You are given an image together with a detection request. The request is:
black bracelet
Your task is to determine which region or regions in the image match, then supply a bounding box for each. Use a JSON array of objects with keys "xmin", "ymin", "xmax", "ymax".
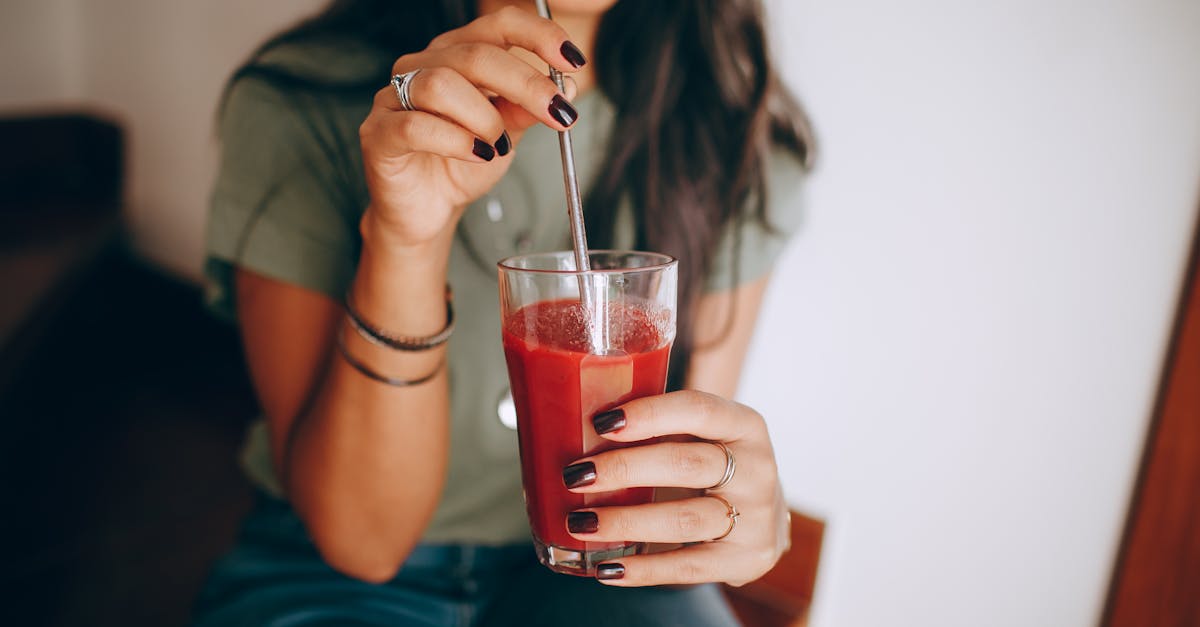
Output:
[
  {"xmin": 336, "ymin": 325, "xmax": 444, "ymax": 386},
  {"xmin": 345, "ymin": 285, "xmax": 454, "ymax": 351}
]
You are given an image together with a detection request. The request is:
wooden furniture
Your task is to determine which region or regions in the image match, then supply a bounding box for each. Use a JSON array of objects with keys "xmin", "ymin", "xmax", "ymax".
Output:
[
  {"xmin": 0, "ymin": 253, "xmax": 258, "ymax": 626},
  {"xmin": 725, "ymin": 511, "xmax": 825, "ymax": 627},
  {"xmin": 0, "ymin": 114, "xmax": 123, "ymax": 391},
  {"xmin": 1103, "ymin": 213, "xmax": 1200, "ymax": 626},
  {"xmin": 0, "ymin": 113, "xmax": 258, "ymax": 626}
]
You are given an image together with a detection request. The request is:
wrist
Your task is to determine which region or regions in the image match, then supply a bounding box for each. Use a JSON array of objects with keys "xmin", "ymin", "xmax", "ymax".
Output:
[
  {"xmin": 353, "ymin": 208, "xmax": 454, "ymax": 333},
  {"xmin": 360, "ymin": 207, "xmax": 457, "ymax": 262}
]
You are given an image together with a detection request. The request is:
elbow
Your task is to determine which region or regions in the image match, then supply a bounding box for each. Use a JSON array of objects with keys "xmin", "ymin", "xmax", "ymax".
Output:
[
  {"xmin": 280, "ymin": 447, "xmax": 446, "ymax": 584},
  {"xmin": 326, "ymin": 551, "xmax": 402, "ymax": 585},
  {"xmin": 309, "ymin": 525, "xmax": 412, "ymax": 584},
  {"xmin": 298, "ymin": 504, "xmax": 424, "ymax": 584}
]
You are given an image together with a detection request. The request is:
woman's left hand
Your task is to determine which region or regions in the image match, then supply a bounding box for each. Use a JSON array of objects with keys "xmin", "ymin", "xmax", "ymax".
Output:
[{"xmin": 563, "ymin": 390, "xmax": 790, "ymax": 587}]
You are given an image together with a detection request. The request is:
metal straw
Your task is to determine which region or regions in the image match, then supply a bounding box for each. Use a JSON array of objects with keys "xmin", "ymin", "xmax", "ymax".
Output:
[{"xmin": 534, "ymin": 0, "xmax": 604, "ymax": 353}]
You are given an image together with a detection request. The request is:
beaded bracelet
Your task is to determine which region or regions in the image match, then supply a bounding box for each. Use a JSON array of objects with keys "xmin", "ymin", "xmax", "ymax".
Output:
[
  {"xmin": 336, "ymin": 324, "xmax": 444, "ymax": 387},
  {"xmin": 345, "ymin": 285, "xmax": 454, "ymax": 351}
]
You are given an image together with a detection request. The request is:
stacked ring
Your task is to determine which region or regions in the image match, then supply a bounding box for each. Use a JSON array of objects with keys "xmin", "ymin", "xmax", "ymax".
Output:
[
  {"xmin": 391, "ymin": 69, "xmax": 422, "ymax": 112},
  {"xmin": 706, "ymin": 440, "xmax": 736, "ymax": 490},
  {"xmin": 703, "ymin": 441, "xmax": 739, "ymax": 541}
]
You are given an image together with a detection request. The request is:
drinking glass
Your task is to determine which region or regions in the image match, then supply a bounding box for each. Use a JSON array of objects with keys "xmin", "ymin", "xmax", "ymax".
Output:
[{"xmin": 498, "ymin": 250, "xmax": 677, "ymax": 576}]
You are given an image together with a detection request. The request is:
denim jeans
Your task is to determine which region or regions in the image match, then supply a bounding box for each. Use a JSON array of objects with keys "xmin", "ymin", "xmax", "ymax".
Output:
[{"xmin": 193, "ymin": 494, "xmax": 740, "ymax": 627}]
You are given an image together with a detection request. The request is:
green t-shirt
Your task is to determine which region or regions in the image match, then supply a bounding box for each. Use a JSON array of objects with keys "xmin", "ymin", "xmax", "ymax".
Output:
[{"xmin": 205, "ymin": 40, "xmax": 806, "ymax": 545}]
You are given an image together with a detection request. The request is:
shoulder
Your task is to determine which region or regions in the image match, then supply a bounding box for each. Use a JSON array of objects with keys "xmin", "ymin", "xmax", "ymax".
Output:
[
  {"xmin": 252, "ymin": 35, "xmax": 390, "ymax": 86},
  {"xmin": 767, "ymin": 145, "xmax": 807, "ymax": 192},
  {"xmin": 217, "ymin": 36, "xmax": 387, "ymax": 185},
  {"xmin": 703, "ymin": 145, "xmax": 809, "ymax": 292},
  {"xmin": 219, "ymin": 36, "xmax": 387, "ymax": 131},
  {"xmin": 763, "ymin": 145, "xmax": 808, "ymax": 234}
]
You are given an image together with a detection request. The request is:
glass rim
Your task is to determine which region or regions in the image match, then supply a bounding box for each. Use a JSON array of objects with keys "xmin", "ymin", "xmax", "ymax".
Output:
[{"xmin": 497, "ymin": 250, "xmax": 678, "ymax": 276}]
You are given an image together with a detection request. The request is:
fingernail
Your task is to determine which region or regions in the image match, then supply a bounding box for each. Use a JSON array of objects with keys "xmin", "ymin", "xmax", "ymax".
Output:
[
  {"xmin": 592, "ymin": 409, "xmax": 625, "ymax": 435},
  {"xmin": 596, "ymin": 562, "xmax": 625, "ymax": 580},
  {"xmin": 560, "ymin": 41, "xmax": 587, "ymax": 68},
  {"xmin": 472, "ymin": 138, "xmax": 495, "ymax": 161},
  {"xmin": 567, "ymin": 511, "xmax": 599, "ymax": 534},
  {"xmin": 494, "ymin": 131, "xmax": 511, "ymax": 157},
  {"xmin": 549, "ymin": 95, "xmax": 578, "ymax": 127},
  {"xmin": 563, "ymin": 461, "xmax": 597, "ymax": 489}
]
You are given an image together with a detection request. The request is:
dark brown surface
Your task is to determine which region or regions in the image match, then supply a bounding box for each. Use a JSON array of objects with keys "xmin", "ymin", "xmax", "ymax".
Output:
[
  {"xmin": 0, "ymin": 209, "xmax": 120, "ymax": 389},
  {"xmin": 0, "ymin": 253, "xmax": 257, "ymax": 627},
  {"xmin": 0, "ymin": 113, "xmax": 123, "ymax": 211},
  {"xmin": 1103, "ymin": 213, "xmax": 1200, "ymax": 627},
  {"xmin": 0, "ymin": 112, "xmax": 124, "ymax": 389},
  {"xmin": 725, "ymin": 511, "xmax": 825, "ymax": 627},
  {"xmin": 0, "ymin": 111, "xmax": 257, "ymax": 626}
]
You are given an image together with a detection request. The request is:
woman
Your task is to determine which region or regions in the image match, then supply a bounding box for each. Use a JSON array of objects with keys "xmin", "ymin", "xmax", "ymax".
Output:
[{"xmin": 196, "ymin": 0, "xmax": 813, "ymax": 625}]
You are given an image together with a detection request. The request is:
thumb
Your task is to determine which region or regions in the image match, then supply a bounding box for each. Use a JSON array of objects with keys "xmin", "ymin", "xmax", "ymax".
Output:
[{"xmin": 494, "ymin": 75, "xmax": 580, "ymax": 149}]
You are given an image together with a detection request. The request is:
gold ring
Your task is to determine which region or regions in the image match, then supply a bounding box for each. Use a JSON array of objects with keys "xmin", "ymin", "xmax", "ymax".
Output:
[{"xmin": 705, "ymin": 493, "xmax": 740, "ymax": 541}]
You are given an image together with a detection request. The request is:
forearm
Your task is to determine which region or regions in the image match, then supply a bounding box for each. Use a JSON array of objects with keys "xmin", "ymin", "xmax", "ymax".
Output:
[
  {"xmin": 284, "ymin": 212, "xmax": 455, "ymax": 582},
  {"xmin": 684, "ymin": 275, "xmax": 772, "ymax": 398}
]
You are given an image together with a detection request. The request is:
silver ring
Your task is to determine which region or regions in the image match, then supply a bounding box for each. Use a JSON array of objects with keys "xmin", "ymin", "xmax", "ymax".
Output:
[
  {"xmin": 391, "ymin": 69, "xmax": 422, "ymax": 112},
  {"xmin": 705, "ymin": 493, "xmax": 740, "ymax": 541},
  {"xmin": 706, "ymin": 440, "xmax": 736, "ymax": 491}
]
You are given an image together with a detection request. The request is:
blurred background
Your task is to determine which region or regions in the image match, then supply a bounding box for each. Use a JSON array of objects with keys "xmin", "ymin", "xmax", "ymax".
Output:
[{"xmin": 1, "ymin": 0, "xmax": 1197, "ymax": 626}]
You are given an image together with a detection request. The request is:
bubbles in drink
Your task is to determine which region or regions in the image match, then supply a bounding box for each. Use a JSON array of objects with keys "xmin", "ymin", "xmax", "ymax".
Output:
[{"xmin": 504, "ymin": 299, "xmax": 673, "ymax": 354}]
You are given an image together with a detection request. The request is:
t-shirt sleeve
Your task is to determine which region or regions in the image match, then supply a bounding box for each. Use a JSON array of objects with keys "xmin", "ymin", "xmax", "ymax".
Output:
[
  {"xmin": 704, "ymin": 149, "xmax": 807, "ymax": 293},
  {"xmin": 204, "ymin": 78, "xmax": 360, "ymax": 321}
]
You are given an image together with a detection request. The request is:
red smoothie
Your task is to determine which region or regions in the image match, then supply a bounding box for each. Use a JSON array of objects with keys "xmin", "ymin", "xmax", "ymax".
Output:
[{"xmin": 502, "ymin": 299, "xmax": 672, "ymax": 555}]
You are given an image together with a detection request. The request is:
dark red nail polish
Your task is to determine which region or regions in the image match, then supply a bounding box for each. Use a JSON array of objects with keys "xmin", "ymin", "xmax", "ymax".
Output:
[
  {"xmin": 596, "ymin": 563, "xmax": 625, "ymax": 580},
  {"xmin": 472, "ymin": 138, "xmax": 495, "ymax": 161},
  {"xmin": 592, "ymin": 409, "xmax": 625, "ymax": 435},
  {"xmin": 494, "ymin": 131, "xmax": 511, "ymax": 157},
  {"xmin": 567, "ymin": 511, "xmax": 599, "ymax": 534},
  {"xmin": 560, "ymin": 41, "xmax": 587, "ymax": 68},
  {"xmin": 563, "ymin": 461, "xmax": 597, "ymax": 488},
  {"xmin": 549, "ymin": 95, "xmax": 578, "ymax": 127}
]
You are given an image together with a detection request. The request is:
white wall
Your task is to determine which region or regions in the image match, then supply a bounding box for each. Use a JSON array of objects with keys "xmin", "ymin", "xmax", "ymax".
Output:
[
  {"xmin": 74, "ymin": 0, "xmax": 328, "ymax": 278},
  {"xmin": 751, "ymin": 1, "xmax": 1200, "ymax": 626},
  {"xmin": 0, "ymin": 0, "xmax": 82, "ymax": 109},
  {"xmin": 1, "ymin": 0, "xmax": 324, "ymax": 279},
  {"xmin": 3, "ymin": 1, "xmax": 1198, "ymax": 625}
]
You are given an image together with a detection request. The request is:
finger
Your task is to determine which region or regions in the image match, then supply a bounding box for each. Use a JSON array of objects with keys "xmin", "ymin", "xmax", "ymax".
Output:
[
  {"xmin": 361, "ymin": 103, "xmax": 496, "ymax": 163},
  {"xmin": 427, "ymin": 5, "xmax": 586, "ymax": 73},
  {"xmin": 563, "ymin": 441, "xmax": 727, "ymax": 492},
  {"xmin": 376, "ymin": 68, "xmax": 509, "ymax": 153},
  {"xmin": 401, "ymin": 44, "xmax": 577, "ymax": 131},
  {"xmin": 566, "ymin": 497, "xmax": 734, "ymax": 545},
  {"xmin": 593, "ymin": 542, "xmax": 750, "ymax": 587},
  {"xmin": 561, "ymin": 75, "xmax": 579, "ymax": 100},
  {"xmin": 488, "ymin": 74, "xmax": 579, "ymax": 143},
  {"xmin": 592, "ymin": 390, "xmax": 763, "ymax": 444}
]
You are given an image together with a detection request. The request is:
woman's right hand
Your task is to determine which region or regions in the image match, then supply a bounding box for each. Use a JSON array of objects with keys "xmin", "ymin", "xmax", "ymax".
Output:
[{"xmin": 358, "ymin": 6, "xmax": 587, "ymax": 248}]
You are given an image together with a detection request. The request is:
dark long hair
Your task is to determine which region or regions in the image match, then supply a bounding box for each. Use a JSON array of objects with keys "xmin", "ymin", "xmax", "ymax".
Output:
[{"xmin": 230, "ymin": 0, "xmax": 814, "ymax": 390}]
